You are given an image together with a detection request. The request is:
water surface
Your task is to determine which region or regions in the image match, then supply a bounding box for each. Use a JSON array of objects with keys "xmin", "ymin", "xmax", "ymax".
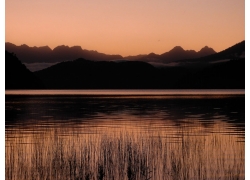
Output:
[{"xmin": 5, "ymin": 90, "xmax": 245, "ymax": 180}]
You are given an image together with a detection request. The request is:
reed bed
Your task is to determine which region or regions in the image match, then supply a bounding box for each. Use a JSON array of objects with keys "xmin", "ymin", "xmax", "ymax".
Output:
[{"xmin": 6, "ymin": 128, "xmax": 244, "ymax": 180}]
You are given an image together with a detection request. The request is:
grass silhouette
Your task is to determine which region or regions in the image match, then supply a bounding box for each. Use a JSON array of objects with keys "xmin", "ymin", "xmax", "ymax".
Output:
[{"xmin": 6, "ymin": 129, "xmax": 244, "ymax": 180}]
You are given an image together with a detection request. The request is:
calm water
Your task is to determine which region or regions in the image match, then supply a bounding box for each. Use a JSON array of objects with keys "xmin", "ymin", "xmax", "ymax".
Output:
[{"xmin": 5, "ymin": 90, "xmax": 245, "ymax": 180}]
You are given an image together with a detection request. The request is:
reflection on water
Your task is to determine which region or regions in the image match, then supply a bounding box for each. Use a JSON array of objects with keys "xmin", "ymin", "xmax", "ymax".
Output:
[{"xmin": 5, "ymin": 92, "xmax": 245, "ymax": 180}]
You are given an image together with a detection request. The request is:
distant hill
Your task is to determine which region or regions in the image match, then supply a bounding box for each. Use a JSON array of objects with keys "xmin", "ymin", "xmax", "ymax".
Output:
[
  {"xmin": 35, "ymin": 57, "xmax": 244, "ymax": 89},
  {"xmin": 5, "ymin": 42, "xmax": 123, "ymax": 63},
  {"xmin": 175, "ymin": 59, "xmax": 245, "ymax": 88},
  {"xmin": 124, "ymin": 54, "xmax": 147, "ymax": 60},
  {"xmin": 5, "ymin": 51, "xmax": 44, "ymax": 89},
  {"xmin": 35, "ymin": 59, "xmax": 157, "ymax": 89}
]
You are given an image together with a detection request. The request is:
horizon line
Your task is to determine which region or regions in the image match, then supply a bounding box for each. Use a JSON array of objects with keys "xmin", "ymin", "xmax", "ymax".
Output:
[{"xmin": 5, "ymin": 40, "xmax": 245, "ymax": 57}]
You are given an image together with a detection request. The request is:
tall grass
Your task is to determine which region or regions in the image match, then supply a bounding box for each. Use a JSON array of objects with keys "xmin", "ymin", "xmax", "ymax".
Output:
[{"xmin": 6, "ymin": 128, "xmax": 244, "ymax": 180}]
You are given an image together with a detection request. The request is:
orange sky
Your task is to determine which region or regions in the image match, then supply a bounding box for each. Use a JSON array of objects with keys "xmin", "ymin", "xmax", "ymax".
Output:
[{"xmin": 5, "ymin": 0, "xmax": 245, "ymax": 56}]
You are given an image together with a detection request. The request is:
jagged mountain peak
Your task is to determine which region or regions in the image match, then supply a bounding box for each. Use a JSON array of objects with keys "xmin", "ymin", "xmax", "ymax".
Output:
[
  {"xmin": 148, "ymin": 52, "xmax": 158, "ymax": 57},
  {"xmin": 70, "ymin": 46, "xmax": 82, "ymax": 50},
  {"xmin": 198, "ymin": 46, "xmax": 216, "ymax": 56},
  {"xmin": 39, "ymin": 45, "xmax": 52, "ymax": 50},
  {"xmin": 20, "ymin": 44, "xmax": 29, "ymax": 48},
  {"xmin": 53, "ymin": 45, "xmax": 70, "ymax": 51},
  {"xmin": 199, "ymin": 46, "xmax": 215, "ymax": 51},
  {"xmin": 169, "ymin": 46, "xmax": 185, "ymax": 52}
]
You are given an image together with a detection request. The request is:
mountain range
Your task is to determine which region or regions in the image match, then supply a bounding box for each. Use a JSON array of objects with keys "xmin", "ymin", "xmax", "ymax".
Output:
[
  {"xmin": 6, "ymin": 42, "xmax": 216, "ymax": 64},
  {"xmin": 5, "ymin": 42, "xmax": 123, "ymax": 63},
  {"xmin": 5, "ymin": 40, "xmax": 245, "ymax": 89},
  {"xmin": 134, "ymin": 45, "xmax": 216, "ymax": 64}
]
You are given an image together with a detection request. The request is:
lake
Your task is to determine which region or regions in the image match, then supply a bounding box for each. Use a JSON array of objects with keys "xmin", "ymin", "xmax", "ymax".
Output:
[{"xmin": 5, "ymin": 90, "xmax": 245, "ymax": 180}]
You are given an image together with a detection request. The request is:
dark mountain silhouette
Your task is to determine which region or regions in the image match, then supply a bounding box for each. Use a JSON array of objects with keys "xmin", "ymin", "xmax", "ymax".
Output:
[
  {"xmin": 195, "ymin": 40, "xmax": 245, "ymax": 62},
  {"xmin": 198, "ymin": 46, "xmax": 216, "ymax": 57},
  {"xmin": 5, "ymin": 43, "xmax": 52, "ymax": 63},
  {"xmin": 6, "ymin": 41, "xmax": 244, "ymax": 69},
  {"xmin": 122, "ymin": 46, "xmax": 216, "ymax": 63},
  {"xmin": 35, "ymin": 59, "xmax": 157, "ymax": 89},
  {"xmin": 161, "ymin": 46, "xmax": 196, "ymax": 61},
  {"xmin": 137, "ymin": 45, "xmax": 216, "ymax": 64},
  {"xmin": 5, "ymin": 42, "xmax": 123, "ymax": 63},
  {"xmin": 6, "ymin": 42, "xmax": 216, "ymax": 65},
  {"xmin": 6, "ymin": 40, "xmax": 245, "ymax": 89},
  {"xmin": 175, "ymin": 59, "xmax": 245, "ymax": 88},
  {"xmin": 124, "ymin": 54, "xmax": 147, "ymax": 60},
  {"xmin": 171, "ymin": 40, "xmax": 245, "ymax": 67},
  {"xmin": 34, "ymin": 56, "xmax": 244, "ymax": 89},
  {"xmin": 5, "ymin": 51, "xmax": 44, "ymax": 89}
]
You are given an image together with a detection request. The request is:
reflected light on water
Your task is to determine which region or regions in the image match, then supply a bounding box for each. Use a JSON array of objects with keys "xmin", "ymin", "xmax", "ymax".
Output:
[
  {"xmin": 5, "ymin": 92, "xmax": 245, "ymax": 179},
  {"xmin": 5, "ymin": 89, "xmax": 245, "ymax": 95}
]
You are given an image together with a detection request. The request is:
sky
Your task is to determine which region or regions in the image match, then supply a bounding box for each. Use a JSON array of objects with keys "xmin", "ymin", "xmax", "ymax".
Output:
[{"xmin": 5, "ymin": 0, "xmax": 245, "ymax": 56}]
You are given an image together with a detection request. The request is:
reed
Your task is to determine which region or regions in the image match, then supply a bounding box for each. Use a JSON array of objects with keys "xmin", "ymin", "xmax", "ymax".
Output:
[{"xmin": 5, "ymin": 129, "xmax": 244, "ymax": 180}]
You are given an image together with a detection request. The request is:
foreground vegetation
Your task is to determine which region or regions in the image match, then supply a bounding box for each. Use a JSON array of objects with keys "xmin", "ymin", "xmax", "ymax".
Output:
[{"xmin": 6, "ymin": 129, "xmax": 244, "ymax": 180}]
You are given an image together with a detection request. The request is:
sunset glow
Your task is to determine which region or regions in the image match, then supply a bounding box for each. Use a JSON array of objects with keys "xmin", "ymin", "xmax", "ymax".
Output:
[{"xmin": 6, "ymin": 0, "xmax": 244, "ymax": 56}]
